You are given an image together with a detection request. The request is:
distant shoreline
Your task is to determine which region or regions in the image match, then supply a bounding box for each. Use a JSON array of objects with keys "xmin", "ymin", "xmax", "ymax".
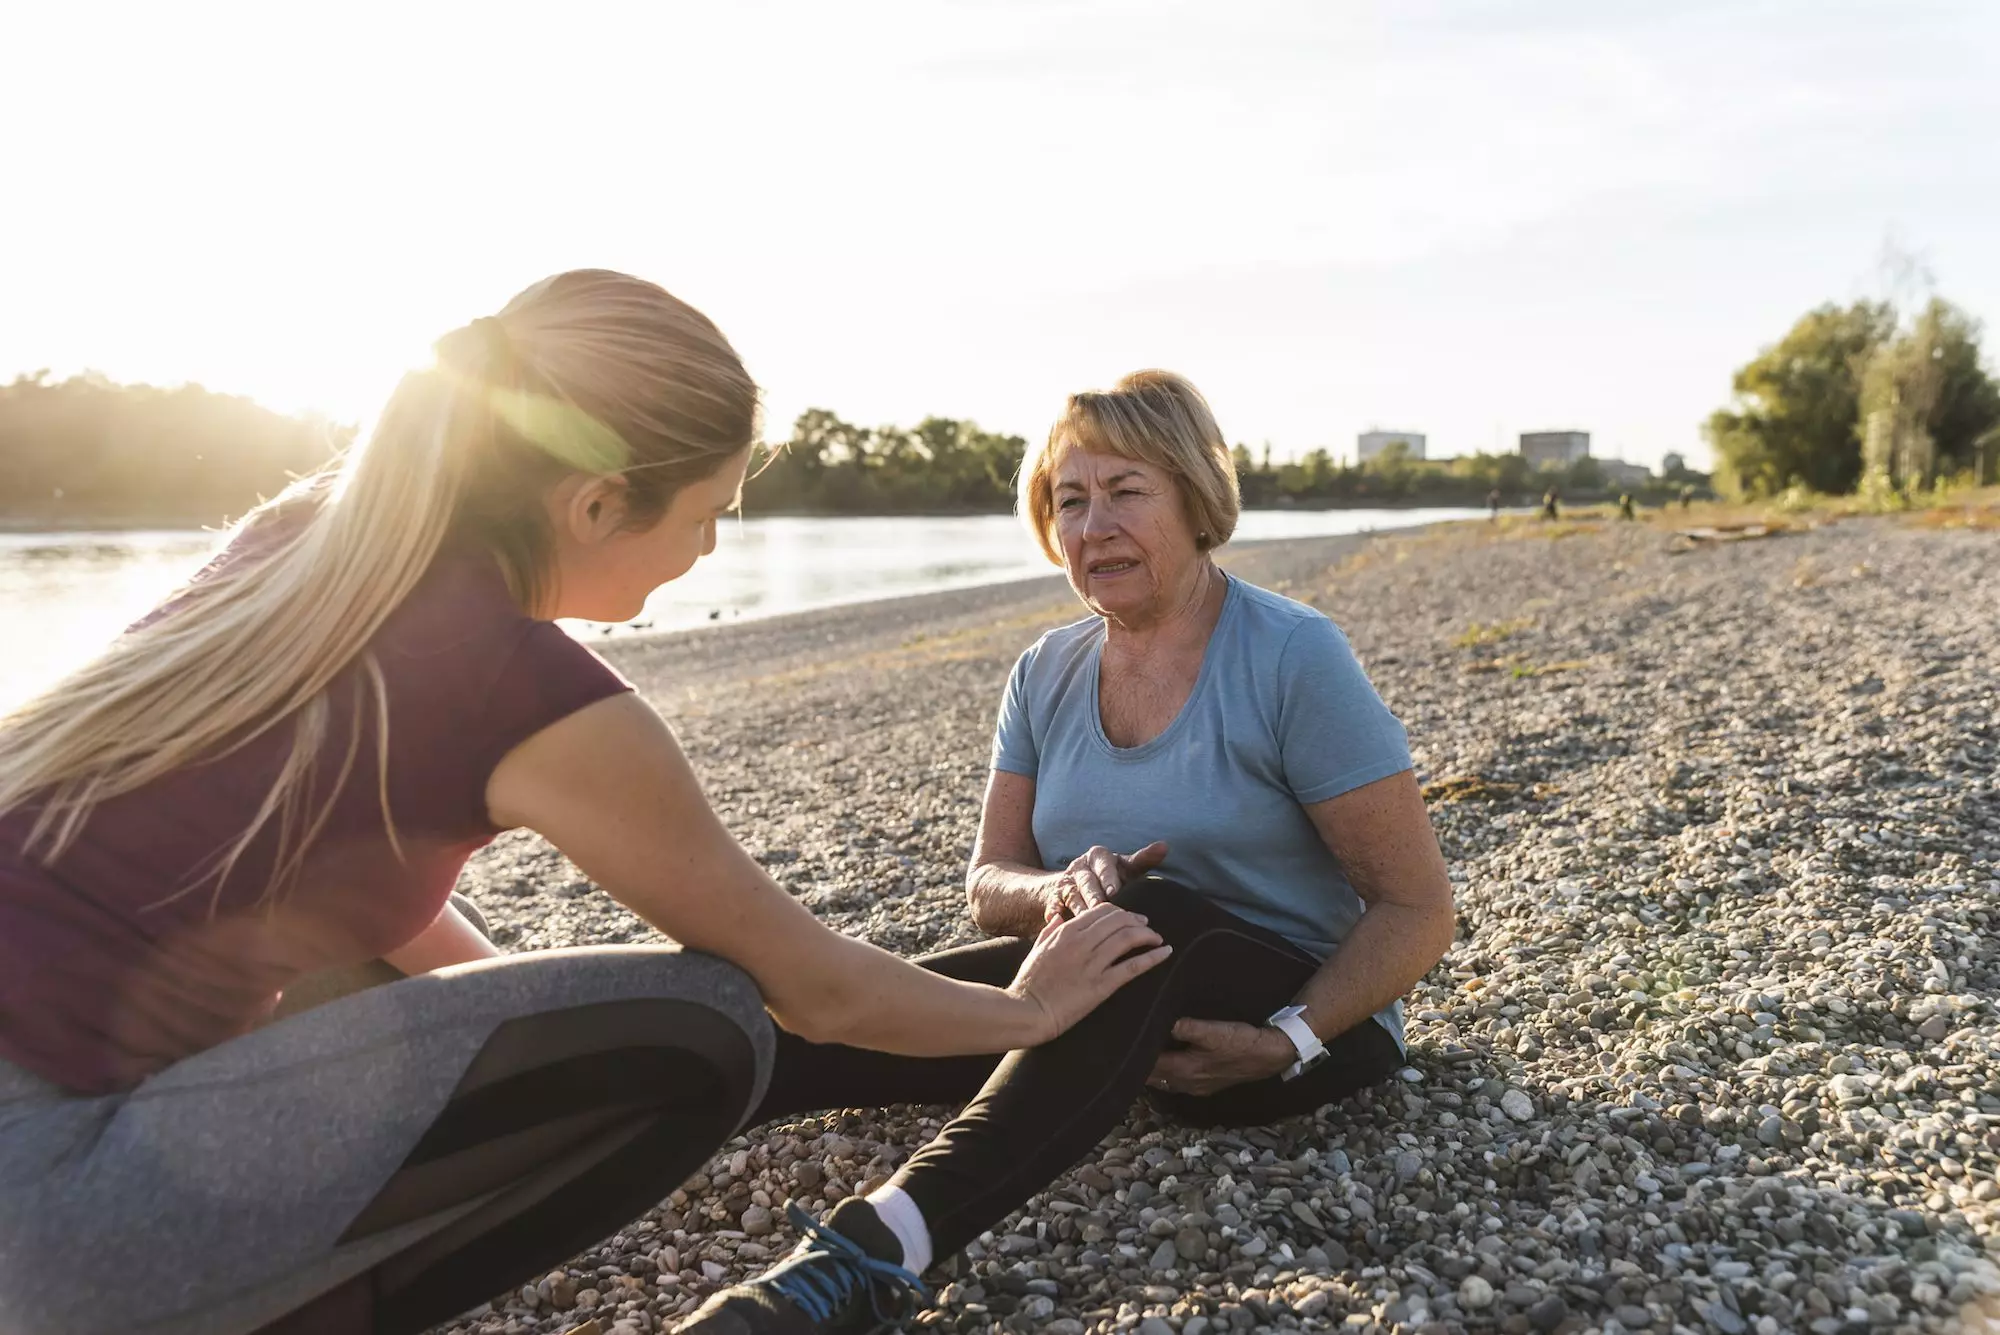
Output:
[
  {"xmin": 0, "ymin": 517, "xmax": 230, "ymax": 536},
  {"xmin": 0, "ymin": 496, "xmax": 1553, "ymax": 536}
]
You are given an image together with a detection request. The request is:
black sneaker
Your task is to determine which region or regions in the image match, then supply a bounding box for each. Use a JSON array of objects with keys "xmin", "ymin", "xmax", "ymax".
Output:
[{"xmin": 676, "ymin": 1200, "xmax": 930, "ymax": 1335}]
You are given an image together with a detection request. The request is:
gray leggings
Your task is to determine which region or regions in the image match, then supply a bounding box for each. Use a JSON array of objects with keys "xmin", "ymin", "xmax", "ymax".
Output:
[{"xmin": 0, "ymin": 944, "xmax": 773, "ymax": 1335}]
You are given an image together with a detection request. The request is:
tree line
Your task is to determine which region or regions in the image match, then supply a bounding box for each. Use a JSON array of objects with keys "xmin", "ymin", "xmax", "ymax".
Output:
[
  {"xmin": 1229, "ymin": 443, "xmax": 1696, "ymax": 508},
  {"xmin": 744, "ymin": 411, "xmax": 1688, "ymax": 513},
  {"xmin": 5, "ymin": 378, "xmax": 1683, "ymax": 528},
  {"xmin": 0, "ymin": 371, "xmax": 352, "ymax": 526},
  {"xmin": 1705, "ymin": 295, "xmax": 2000, "ymax": 499}
]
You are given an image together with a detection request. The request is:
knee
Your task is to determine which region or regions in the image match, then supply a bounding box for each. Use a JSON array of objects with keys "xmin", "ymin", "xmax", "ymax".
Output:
[
  {"xmin": 1109, "ymin": 875, "xmax": 1211, "ymax": 947},
  {"xmin": 653, "ymin": 951, "xmax": 776, "ymax": 1118},
  {"xmin": 482, "ymin": 946, "xmax": 777, "ymax": 1124},
  {"xmin": 666, "ymin": 950, "xmax": 772, "ymax": 1043}
]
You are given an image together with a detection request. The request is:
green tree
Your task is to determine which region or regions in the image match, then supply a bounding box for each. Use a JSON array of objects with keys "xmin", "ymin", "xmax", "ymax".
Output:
[
  {"xmin": 1703, "ymin": 301, "xmax": 1896, "ymax": 497},
  {"xmin": 1913, "ymin": 300, "xmax": 2000, "ymax": 477},
  {"xmin": 0, "ymin": 372, "xmax": 349, "ymax": 524}
]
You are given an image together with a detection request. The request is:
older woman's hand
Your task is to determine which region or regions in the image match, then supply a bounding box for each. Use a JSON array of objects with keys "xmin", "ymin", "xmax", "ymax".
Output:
[
  {"xmin": 1045, "ymin": 841, "xmax": 1169, "ymax": 920},
  {"xmin": 1146, "ymin": 1018, "xmax": 1295, "ymax": 1096}
]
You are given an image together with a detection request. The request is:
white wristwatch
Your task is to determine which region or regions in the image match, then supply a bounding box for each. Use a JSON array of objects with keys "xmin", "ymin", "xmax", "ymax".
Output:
[{"xmin": 1265, "ymin": 1004, "xmax": 1327, "ymax": 1082}]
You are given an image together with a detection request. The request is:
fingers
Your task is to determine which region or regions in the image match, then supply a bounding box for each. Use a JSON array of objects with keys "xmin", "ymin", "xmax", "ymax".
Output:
[
  {"xmin": 1170, "ymin": 1017, "xmax": 1232, "ymax": 1046},
  {"xmin": 1086, "ymin": 847, "xmax": 1122, "ymax": 900},
  {"xmin": 1067, "ymin": 849, "xmax": 1119, "ymax": 908},
  {"xmin": 1064, "ymin": 901, "xmax": 1154, "ymax": 942},
  {"xmin": 1122, "ymin": 840, "xmax": 1170, "ymax": 876},
  {"xmin": 1108, "ymin": 943, "xmax": 1173, "ymax": 985},
  {"xmin": 1050, "ymin": 870, "xmax": 1096, "ymax": 918},
  {"xmin": 1149, "ymin": 1048, "xmax": 1195, "ymax": 1091}
]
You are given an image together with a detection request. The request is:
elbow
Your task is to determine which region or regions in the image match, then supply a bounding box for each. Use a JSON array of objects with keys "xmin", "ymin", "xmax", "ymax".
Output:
[
  {"xmin": 770, "ymin": 982, "xmax": 863, "ymax": 1047},
  {"xmin": 1424, "ymin": 896, "xmax": 1459, "ymax": 971},
  {"xmin": 964, "ymin": 866, "xmax": 997, "ymax": 934}
]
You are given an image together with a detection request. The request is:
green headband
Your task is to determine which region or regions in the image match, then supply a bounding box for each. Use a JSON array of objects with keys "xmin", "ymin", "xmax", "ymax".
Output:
[{"xmin": 487, "ymin": 384, "xmax": 632, "ymax": 475}]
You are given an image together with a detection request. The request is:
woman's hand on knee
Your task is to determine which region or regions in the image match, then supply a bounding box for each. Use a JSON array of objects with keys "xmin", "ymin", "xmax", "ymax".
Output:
[
  {"xmin": 1009, "ymin": 902, "xmax": 1172, "ymax": 1042},
  {"xmin": 1047, "ymin": 841, "xmax": 1169, "ymax": 920}
]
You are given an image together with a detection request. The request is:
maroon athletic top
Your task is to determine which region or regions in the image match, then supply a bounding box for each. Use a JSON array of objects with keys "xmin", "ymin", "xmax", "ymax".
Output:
[{"xmin": 0, "ymin": 528, "xmax": 633, "ymax": 1094}]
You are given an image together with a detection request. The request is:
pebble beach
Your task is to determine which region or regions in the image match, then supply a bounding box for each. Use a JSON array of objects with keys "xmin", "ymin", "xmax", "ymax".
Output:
[{"xmin": 435, "ymin": 512, "xmax": 2000, "ymax": 1335}]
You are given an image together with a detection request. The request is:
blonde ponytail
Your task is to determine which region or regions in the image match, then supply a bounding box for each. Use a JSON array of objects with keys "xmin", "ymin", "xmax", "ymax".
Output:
[{"xmin": 0, "ymin": 270, "xmax": 757, "ymax": 904}]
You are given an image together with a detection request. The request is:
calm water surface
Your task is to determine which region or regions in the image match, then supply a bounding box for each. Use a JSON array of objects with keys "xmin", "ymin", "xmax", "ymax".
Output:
[{"xmin": 0, "ymin": 509, "xmax": 1480, "ymax": 710}]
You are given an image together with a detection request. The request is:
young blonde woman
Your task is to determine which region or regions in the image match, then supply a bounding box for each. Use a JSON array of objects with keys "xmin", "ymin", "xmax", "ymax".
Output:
[{"xmin": 0, "ymin": 270, "xmax": 1171, "ymax": 1335}]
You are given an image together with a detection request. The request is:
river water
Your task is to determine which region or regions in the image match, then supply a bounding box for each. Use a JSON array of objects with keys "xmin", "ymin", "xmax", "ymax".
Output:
[{"xmin": 0, "ymin": 508, "xmax": 1480, "ymax": 710}]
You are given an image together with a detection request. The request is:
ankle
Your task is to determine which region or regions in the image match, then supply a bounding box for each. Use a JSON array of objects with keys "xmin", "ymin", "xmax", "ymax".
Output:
[{"xmin": 860, "ymin": 1185, "xmax": 933, "ymax": 1275}]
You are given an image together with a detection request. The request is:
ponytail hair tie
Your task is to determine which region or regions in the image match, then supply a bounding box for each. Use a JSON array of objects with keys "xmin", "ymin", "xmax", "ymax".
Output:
[{"xmin": 437, "ymin": 315, "xmax": 517, "ymax": 379}]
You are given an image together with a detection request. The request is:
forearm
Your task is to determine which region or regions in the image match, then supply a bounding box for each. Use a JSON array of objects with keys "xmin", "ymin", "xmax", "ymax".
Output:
[
  {"xmin": 384, "ymin": 900, "xmax": 503, "ymax": 975},
  {"xmin": 772, "ymin": 929, "xmax": 1050, "ymax": 1056},
  {"xmin": 1289, "ymin": 900, "xmax": 1456, "ymax": 1042},
  {"xmin": 618, "ymin": 849, "xmax": 1052, "ymax": 1057},
  {"xmin": 965, "ymin": 859, "xmax": 1055, "ymax": 937}
]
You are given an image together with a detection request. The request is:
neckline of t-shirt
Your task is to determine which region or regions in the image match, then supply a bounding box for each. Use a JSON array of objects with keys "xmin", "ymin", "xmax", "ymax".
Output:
[{"xmin": 1086, "ymin": 572, "xmax": 1241, "ymax": 761}]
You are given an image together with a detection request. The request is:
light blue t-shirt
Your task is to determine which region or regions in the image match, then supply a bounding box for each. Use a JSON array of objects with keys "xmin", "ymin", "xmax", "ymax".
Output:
[{"xmin": 990, "ymin": 574, "xmax": 1413, "ymax": 1051}]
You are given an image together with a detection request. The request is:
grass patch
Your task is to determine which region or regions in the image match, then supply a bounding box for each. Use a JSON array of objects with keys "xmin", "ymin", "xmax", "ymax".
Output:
[
  {"xmin": 1422, "ymin": 775, "xmax": 1523, "ymax": 803},
  {"xmin": 1462, "ymin": 653, "xmax": 1589, "ymax": 678},
  {"xmin": 1909, "ymin": 501, "xmax": 2000, "ymax": 530},
  {"xmin": 1452, "ymin": 618, "xmax": 1536, "ymax": 650},
  {"xmin": 1657, "ymin": 483, "xmax": 2000, "ymax": 532},
  {"xmin": 1421, "ymin": 775, "xmax": 1565, "ymax": 804}
]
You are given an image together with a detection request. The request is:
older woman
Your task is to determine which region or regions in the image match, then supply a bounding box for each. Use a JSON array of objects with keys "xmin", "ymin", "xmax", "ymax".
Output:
[
  {"xmin": 968, "ymin": 369, "xmax": 1455, "ymax": 1114},
  {"xmin": 687, "ymin": 373, "xmax": 1453, "ymax": 1335}
]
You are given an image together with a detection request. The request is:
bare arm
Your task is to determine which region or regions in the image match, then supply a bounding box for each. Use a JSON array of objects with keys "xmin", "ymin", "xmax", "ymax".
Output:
[
  {"xmin": 1285, "ymin": 769, "xmax": 1457, "ymax": 1040},
  {"xmin": 383, "ymin": 899, "xmax": 501, "ymax": 975},
  {"xmin": 487, "ymin": 695, "xmax": 1168, "ymax": 1056},
  {"xmin": 966, "ymin": 769, "xmax": 1169, "ymax": 936},
  {"xmin": 1153, "ymin": 769, "xmax": 1456, "ymax": 1090},
  {"xmin": 966, "ymin": 770, "xmax": 1060, "ymax": 936}
]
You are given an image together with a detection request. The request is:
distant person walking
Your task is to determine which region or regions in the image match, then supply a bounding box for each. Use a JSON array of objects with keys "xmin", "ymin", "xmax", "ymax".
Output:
[
  {"xmin": 1618, "ymin": 492, "xmax": 1636, "ymax": 521},
  {"xmin": 1487, "ymin": 487, "xmax": 1502, "ymax": 521},
  {"xmin": 1680, "ymin": 484, "xmax": 1696, "ymax": 510},
  {"xmin": 1541, "ymin": 488, "xmax": 1561, "ymax": 522}
]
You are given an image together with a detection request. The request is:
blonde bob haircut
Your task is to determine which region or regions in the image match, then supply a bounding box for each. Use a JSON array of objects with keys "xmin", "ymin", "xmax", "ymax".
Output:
[{"xmin": 1018, "ymin": 369, "xmax": 1241, "ymax": 566}]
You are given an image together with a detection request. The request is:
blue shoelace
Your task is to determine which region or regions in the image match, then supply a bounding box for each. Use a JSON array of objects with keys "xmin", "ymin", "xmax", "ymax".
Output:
[{"xmin": 765, "ymin": 1202, "xmax": 931, "ymax": 1333}]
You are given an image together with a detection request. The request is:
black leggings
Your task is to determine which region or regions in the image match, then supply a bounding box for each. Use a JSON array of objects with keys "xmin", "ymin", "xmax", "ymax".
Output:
[
  {"xmin": 750, "ymin": 876, "xmax": 1403, "ymax": 1259},
  {"xmin": 134, "ymin": 881, "xmax": 1393, "ymax": 1333}
]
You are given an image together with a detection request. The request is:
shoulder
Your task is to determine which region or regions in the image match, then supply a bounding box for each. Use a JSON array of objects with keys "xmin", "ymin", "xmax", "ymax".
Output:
[
  {"xmin": 376, "ymin": 547, "xmax": 540, "ymax": 657},
  {"xmin": 1010, "ymin": 613, "xmax": 1102, "ymax": 683},
  {"xmin": 377, "ymin": 548, "xmax": 631, "ymax": 702},
  {"xmin": 1221, "ymin": 577, "xmax": 1352, "ymax": 665}
]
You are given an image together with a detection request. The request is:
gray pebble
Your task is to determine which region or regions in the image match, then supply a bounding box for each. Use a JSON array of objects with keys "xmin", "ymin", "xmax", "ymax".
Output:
[
  {"xmin": 1702, "ymin": 1300, "xmax": 1747, "ymax": 1335},
  {"xmin": 456, "ymin": 521, "xmax": 2000, "ymax": 1335},
  {"xmin": 1528, "ymin": 1295, "xmax": 1569, "ymax": 1331}
]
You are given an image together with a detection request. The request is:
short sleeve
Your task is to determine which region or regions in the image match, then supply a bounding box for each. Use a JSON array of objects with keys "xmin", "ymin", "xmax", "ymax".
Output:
[
  {"xmin": 990, "ymin": 647, "xmax": 1039, "ymax": 777},
  {"xmin": 1276, "ymin": 617, "xmax": 1413, "ymax": 804},
  {"xmin": 474, "ymin": 621, "xmax": 635, "ymax": 783}
]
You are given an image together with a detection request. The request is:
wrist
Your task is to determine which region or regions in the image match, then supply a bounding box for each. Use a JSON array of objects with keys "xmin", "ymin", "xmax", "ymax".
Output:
[
  {"xmin": 1005, "ymin": 983, "xmax": 1060, "ymax": 1046},
  {"xmin": 1263, "ymin": 1004, "xmax": 1328, "ymax": 1080},
  {"xmin": 1255, "ymin": 1026, "xmax": 1299, "ymax": 1075}
]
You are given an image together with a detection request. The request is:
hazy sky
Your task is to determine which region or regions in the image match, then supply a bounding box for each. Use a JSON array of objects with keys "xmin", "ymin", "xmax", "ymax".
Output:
[{"xmin": 5, "ymin": 1, "xmax": 1996, "ymax": 469}]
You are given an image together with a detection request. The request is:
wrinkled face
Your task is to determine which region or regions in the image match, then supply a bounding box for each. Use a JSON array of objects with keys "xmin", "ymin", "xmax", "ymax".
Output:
[
  {"xmin": 1049, "ymin": 446, "xmax": 1203, "ymax": 622},
  {"xmin": 552, "ymin": 445, "xmax": 752, "ymax": 622}
]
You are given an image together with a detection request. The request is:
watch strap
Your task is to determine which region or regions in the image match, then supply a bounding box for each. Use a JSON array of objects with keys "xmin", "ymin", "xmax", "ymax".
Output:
[{"xmin": 1266, "ymin": 1005, "xmax": 1326, "ymax": 1081}]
